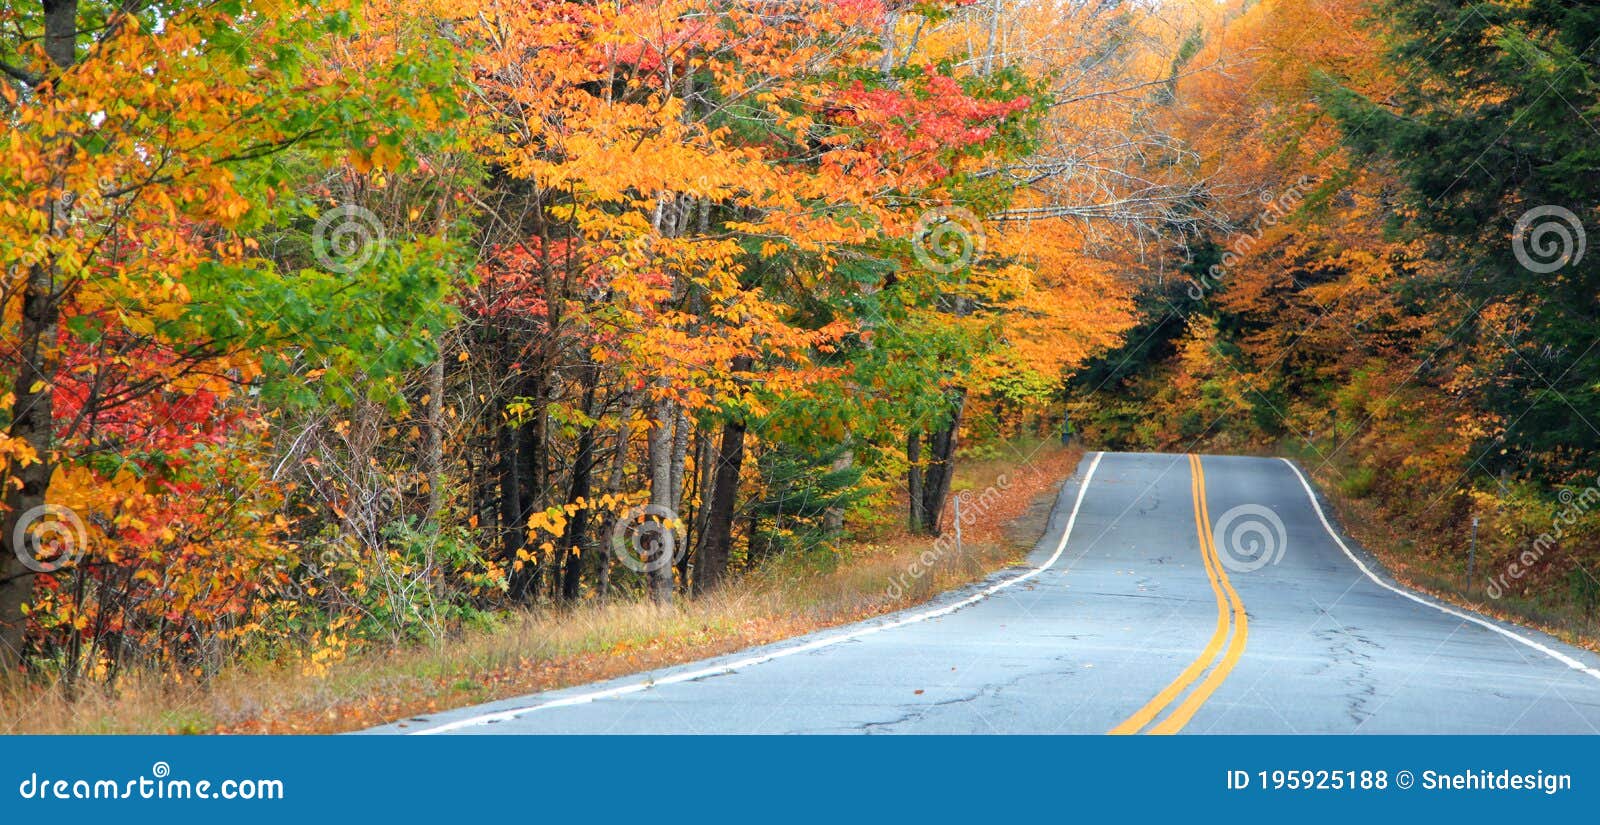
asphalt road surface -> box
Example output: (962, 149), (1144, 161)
(374, 451), (1600, 735)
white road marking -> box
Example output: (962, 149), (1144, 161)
(407, 451), (1108, 734)
(1280, 458), (1600, 682)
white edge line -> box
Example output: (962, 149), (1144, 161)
(405, 451), (1107, 734)
(1280, 457), (1600, 682)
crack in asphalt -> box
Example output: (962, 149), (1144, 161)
(1310, 626), (1383, 726)
(853, 655), (1083, 734)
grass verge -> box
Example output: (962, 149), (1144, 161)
(0, 440), (1081, 734)
(1296, 454), (1600, 656)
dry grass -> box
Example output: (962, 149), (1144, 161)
(1305, 462), (1600, 657)
(0, 441), (1081, 734)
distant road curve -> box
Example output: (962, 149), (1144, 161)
(370, 452), (1600, 735)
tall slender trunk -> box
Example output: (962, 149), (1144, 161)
(684, 426), (711, 591)
(669, 405), (691, 592)
(498, 422), (527, 599)
(982, 0), (1002, 76)
(669, 405), (690, 512)
(880, 11), (898, 77)
(688, 428), (713, 559)
(515, 375), (545, 600)
(645, 394), (677, 603)
(692, 355), (751, 594)
(906, 430), (924, 532)
(0, 260), (63, 667)
(473, 401), (496, 548)
(822, 442), (854, 538)
(597, 400), (633, 601)
(526, 374), (548, 515)
(694, 415), (747, 595)
(344, 395), (382, 545)
(423, 191), (452, 526)
(560, 366), (601, 602)
(1, 2), (77, 667)
(917, 390), (967, 535)
(424, 354), (445, 523)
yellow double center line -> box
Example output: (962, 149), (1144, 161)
(1109, 454), (1248, 734)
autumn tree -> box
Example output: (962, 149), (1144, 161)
(0, 0), (458, 671)
(1331, 0), (1600, 482)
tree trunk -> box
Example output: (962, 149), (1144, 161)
(668, 405), (691, 593)
(692, 354), (751, 594)
(645, 394), (677, 603)
(423, 194), (451, 525)
(822, 442), (854, 538)
(526, 373), (549, 515)
(669, 404), (690, 512)
(560, 366), (601, 602)
(982, 0), (1002, 76)
(0, 261), (63, 667)
(688, 428), (713, 559)
(1, 3), (77, 668)
(42, 1), (78, 70)
(498, 422), (529, 599)
(597, 400), (633, 602)
(906, 430), (924, 533)
(424, 349), (445, 523)
(344, 395), (382, 546)
(918, 390), (967, 535)
(515, 380), (544, 600)
(694, 417), (747, 595)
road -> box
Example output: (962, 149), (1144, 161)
(373, 452), (1600, 734)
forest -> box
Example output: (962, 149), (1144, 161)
(1, 0), (1597, 725)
